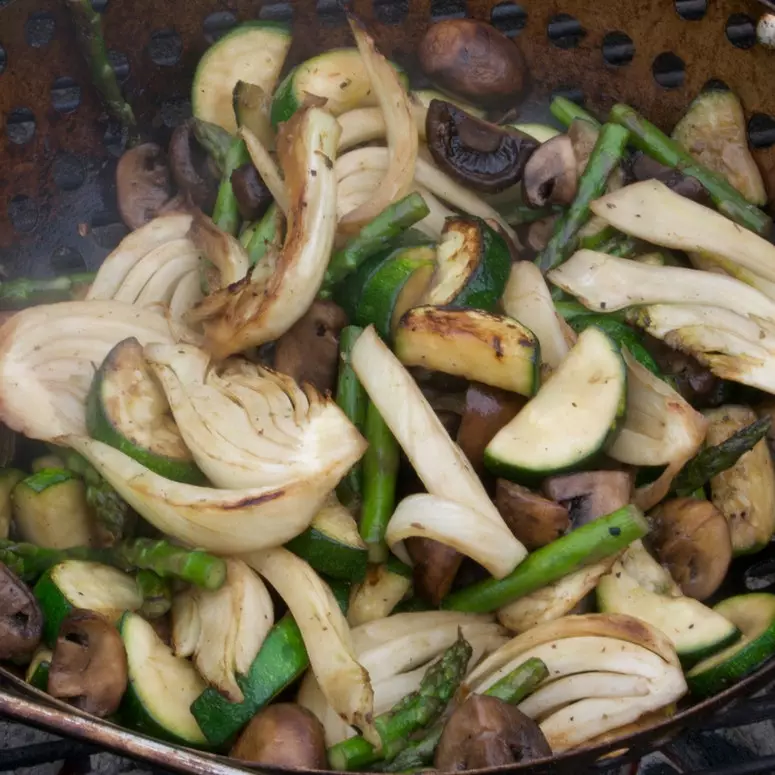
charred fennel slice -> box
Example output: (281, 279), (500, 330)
(484, 327), (626, 482)
(86, 338), (204, 485)
(687, 593), (775, 698)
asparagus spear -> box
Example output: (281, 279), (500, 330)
(321, 193), (431, 294)
(0, 538), (226, 590)
(0, 273), (96, 310)
(192, 118), (234, 174)
(535, 123), (630, 273)
(242, 203), (284, 266)
(213, 138), (251, 235)
(135, 569), (172, 619)
(327, 633), (473, 771)
(64, 0), (137, 142)
(383, 657), (549, 772)
(336, 326), (369, 509)
(550, 96), (601, 129)
(505, 204), (564, 227)
(609, 104), (772, 236)
(443, 505), (648, 613)
(554, 300), (627, 325)
(85, 477), (135, 546)
(360, 400), (400, 563)
(672, 417), (772, 497)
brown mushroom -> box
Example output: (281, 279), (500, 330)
(116, 143), (175, 230)
(628, 152), (710, 204)
(0, 562), (43, 661)
(522, 134), (578, 208)
(435, 695), (551, 771)
(406, 537), (463, 606)
(495, 480), (570, 550)
(525, 216), (559, 255)
(648, 497), (732, 600)
(543, 470), (633, 526)
(273, 300), (349, 394)
(426, 100), (538, 194)
(230, 703), (327, 769)
(457, 383), (525, 473)
(230, 164), (273, 222)
(168, 119), (221, 213)
(419, 19), (528, 108)
(47, 610), (128, 717)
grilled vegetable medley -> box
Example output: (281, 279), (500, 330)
(4, 6), (775, 771)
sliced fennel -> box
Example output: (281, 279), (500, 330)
(188, 211), (250, 290)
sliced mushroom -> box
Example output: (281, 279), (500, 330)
(0, 562), (43, 661)
(522, 134), (578, 208)
(230, 703), (327, 769)
(543, 471), (633, 527)
(230, 164), (273, 222)
(406, 536), (463, 606)
(47, 610), (128, 717)
(426, 100), (538, 194)
(648, 497), (732, 601)
(273, 300), (349, 394)
(629, 152), (710, 204)
(116, 143), (175, 230)
(495, 480), (570, 550)
(525, 216), (559, 255)
(169, 119), (221, 212)
(435, 695), (551, 771)
(456, 383), (525, 473)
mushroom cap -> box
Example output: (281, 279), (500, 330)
(0, 562), (42, 661)
(522, 134), (578, 208)
(230, 164), (273, 222)
(47, 610), (128, 718)
(116, 143), (175, 231)
(435, 695), (552, 771)
(543, 470), (633, 527)
(426, 100), (537, 194)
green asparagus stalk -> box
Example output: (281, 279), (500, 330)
(554, 300), (627, 325)
(136, 569), (172, 619)
(505, 204), (564, 226)
(0, 538), (226, 590)
(443, 505), (648, 613)
(327, 633), (473, 771)
(550, 96), (601, 129)
(0, 273), (96, 310)
(383, 657), (549, 772)
(609, 104), (772, 236)
(336, 326), (369, 509)
(191, 118), (234, 173)
(64, 0), (137, 142)
(321, 193), (431, 294)
(360, 400), (400, 563)
(213, 138), (251, 235)
(535, 123), (630, 273)
(85, 478), (135, 546)
(242, 203), (284, 266)
(672, 417), (772, 497)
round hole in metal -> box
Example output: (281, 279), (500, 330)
(51, 77), (81, 114)
(90, 215), (128, 251)
(158, 97), (192, 129)
(108, 50), (130, 83)
(259, 2), (293, 23)
(8, 195), (39, 234)
(203, 11), (238, 44)
(674, 0), (706, 21)
(91, 0), (109, 11)
(315, 0), (346, 26)
(148, 28), (183, 67)
(652, 51), (685, 89)
(490, 2), (527, 37)
(51, 246), (87, 274)
(103, 121), (128, 157)
(749, 113), (775, 150)
(0, 0), (16, 8)
(547, 13), (586, 49)
(5, 108), (36, 145)
(373, 0), (408, 25)
(602, 31), (634, 66)
(551, 85), (585, 107)
(53, 153), (87, 192)
(431, 0), (467, 22)
(726, 13), (757, 49)
(0, 45), (6, 76)
(25, 12), (55, 48)
(703, 78), (730, 93)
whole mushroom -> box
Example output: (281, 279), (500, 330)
(0, 562), (43, 661)
(47, 610), (128, 717)
(435, 695), (552, 770)
(543, 470), (633, 527)
(116, 143), (176, 230)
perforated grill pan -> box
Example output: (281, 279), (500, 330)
(1, 0), (775, 772)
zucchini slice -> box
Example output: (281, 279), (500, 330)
(271, 48), (407, 127)
(192, 21), (291, 134)
(86, 338), (204, 484)
(25, 646), (52, 691)
(120, 612), (208, 747)
(395, 306), (540, 397)
(233, 80), (274, 148)
(34, 561), (142, 646)
(687, 593), (775, 697)
(422, 217), (511, 311)
(0, 468), (25, 539)
(484, 327), (626, 482)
